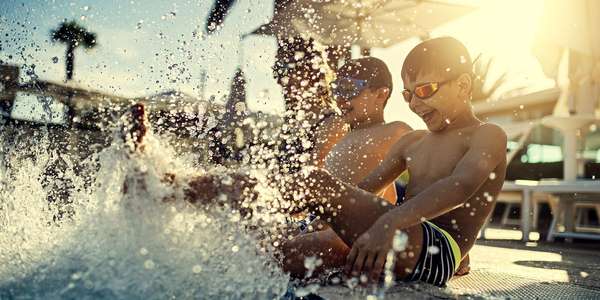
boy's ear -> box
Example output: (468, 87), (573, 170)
(457, 73), (472, 98)
(377, 87), (390, 101)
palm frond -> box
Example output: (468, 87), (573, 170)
(471, 56), (507, 102)
(50, 20), (97, 48)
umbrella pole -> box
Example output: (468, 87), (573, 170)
(563, 130), (578, 181)
(238, 37), (244, 68)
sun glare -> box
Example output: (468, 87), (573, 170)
(382, 0), (549, 129)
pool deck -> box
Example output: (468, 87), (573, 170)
(314, 228), (600, 299)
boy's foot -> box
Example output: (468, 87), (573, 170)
(455, 254), (471, 276)
(122, 103), (147, 153)
(455, 265), (471, 276)
(184, 172), (257, 217)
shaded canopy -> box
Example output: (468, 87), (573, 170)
(290, 0), (476, 50)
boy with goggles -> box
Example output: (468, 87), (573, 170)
(281, 57), (412, 278)
(281, 37), (507, 287)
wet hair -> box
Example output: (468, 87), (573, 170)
(337, 57), (393, 100)
(401, 37), (473, 83)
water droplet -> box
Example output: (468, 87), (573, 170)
(445, 67), (451, 72)
(221, 175), (233, 185)
(71, 272), (82, 280)
(428, 245), (440, 255)
(139, 247), (149, 256)
(360, 274), (368, 283)
(303, 256), (323, 277)
(392, 230), (408, 252)
(51, 56), (59, 63)
(294, 51), (305, 60)
(445, 118), (451, 124)
(82, 5), (89, 11)
(231, 245), (239, 252)
(345, 277), (359, 289)
(144, 259), (155, 269)
(489, 172), (496, 180)
(84, 280), (94, 289)
(192, 265), (202, 273)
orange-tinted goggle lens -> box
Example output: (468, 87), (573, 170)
(403, 82), (440, 102)
(414, 82), (439, 98)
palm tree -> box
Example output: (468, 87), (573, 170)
(50, 20), (97, 81)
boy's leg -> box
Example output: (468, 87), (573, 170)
(283, 169), (424, 279)
(281, 226), (424, 280)
(281, 228), (349, 278)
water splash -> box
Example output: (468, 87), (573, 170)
(0, 119), (289, 299)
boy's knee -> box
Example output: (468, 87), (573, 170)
(302, 167), (331, 182)
(391, 225), (424, 277)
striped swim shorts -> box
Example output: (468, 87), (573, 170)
(404, 221), (462, 287)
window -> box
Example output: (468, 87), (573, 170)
(520, 144), (563, 163)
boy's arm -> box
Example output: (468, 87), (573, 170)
(346, 124), (506, 280)
(385, 124), (507, 229)
(357, 130), (421, 194)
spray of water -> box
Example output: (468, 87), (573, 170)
(0, 117), (290, 299)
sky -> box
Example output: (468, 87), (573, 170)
(0, 0), (553, 129)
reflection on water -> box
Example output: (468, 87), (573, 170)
(0, 120), (289, 299)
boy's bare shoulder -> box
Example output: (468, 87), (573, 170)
(470, 123), (508, 157)
(402, 128), (428, 141)
(391, 129), (428, 152)
(473, 123), (507, 143)
(388, 120), (413, 131)
(385, 121), (414, 139)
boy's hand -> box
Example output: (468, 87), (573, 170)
(345, 213), (396, 282)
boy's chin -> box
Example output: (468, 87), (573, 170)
(425, 121), (446, 132)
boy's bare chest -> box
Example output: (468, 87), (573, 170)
(405, 134), (469, 191)
(328, 129), (395, 161)
(325, 128), (396, 182)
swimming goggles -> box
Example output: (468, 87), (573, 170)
(402, 78), (455, 102)
(330, 77), (369, 101)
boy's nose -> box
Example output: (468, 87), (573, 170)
(408, 98), (420, 111)
(410, 98), (431, 115)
